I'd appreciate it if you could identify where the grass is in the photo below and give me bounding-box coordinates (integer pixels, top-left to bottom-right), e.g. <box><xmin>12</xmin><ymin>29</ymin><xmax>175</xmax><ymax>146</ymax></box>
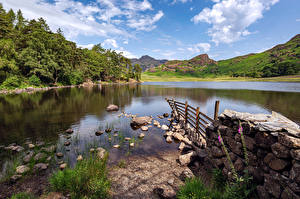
<box><xmin>49</xmin><ymin>153</ymin><xmax>110</xmax><ymax>199</ymax></box>
<box><xmin>10</xmin><ymin>192</ymin><xmax>37</xmax><ymax>199</ymax></box>
<box><xmin>177</xmin><ymin>169</ymin><xmax>256</xmax><ymax>199</ymax></box>
<box><xmin>142</xmin><ymin>73</ymin><xmax>300</xmax><ymax>82</ymax></box>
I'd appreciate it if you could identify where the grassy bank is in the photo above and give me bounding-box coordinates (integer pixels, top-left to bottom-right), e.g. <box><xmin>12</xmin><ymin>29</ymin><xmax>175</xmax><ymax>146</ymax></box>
<box><xmin>142</xmin><ymin>72</ymin><xmax>300</xmax><ymax>82</ymax></box>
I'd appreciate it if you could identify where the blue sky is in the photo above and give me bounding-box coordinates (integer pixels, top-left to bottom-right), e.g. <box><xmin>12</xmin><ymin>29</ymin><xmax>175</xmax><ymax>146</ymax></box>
<box><xmin>2</xmin><ymin>0</ymin><xmax>300</xmax><ymax>60</ymax></box>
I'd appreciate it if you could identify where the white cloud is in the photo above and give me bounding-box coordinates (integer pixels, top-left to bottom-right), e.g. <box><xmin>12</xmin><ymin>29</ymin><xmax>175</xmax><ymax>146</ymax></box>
<box><xmin>192</xmin><ymin>0</ymin><xmax>279</xmax><ymax>44</ymax></box>
<box><xmin>187</xmin><ymin>43</ymin><xmax>211</xmax><ymax>53</ymax></box>
<box><xmin>103</xmin><ymin>39</ymin><xmax>118</xmax><ymax>48</ymax></box>
<box><xmin>172</xmin><ymin>0</ymin><xmax>192</xmax><ymax>4</ymax></box>
<box><xmin>78</xmin><ymin>44</ymin><xmax>95</xmax><ymax>49</ymax></box>
<box><xmin>123</xmin><ymin>0</ymin><xmax>153</xmax><ymax>11</ymax></box>
<box><xmin>296</xmin><ymin>19</ymin><xmax>300</xmax><ymax>22</ymax></box>
<box><xmin>116</xmin><ymin>50</ymin><xmax>137</xmax><ymax>58</ymax></box>
<box><xmin>127</xmin><ymin>10</ymin><xmax>164</xmax><ymax>31</ymax></box>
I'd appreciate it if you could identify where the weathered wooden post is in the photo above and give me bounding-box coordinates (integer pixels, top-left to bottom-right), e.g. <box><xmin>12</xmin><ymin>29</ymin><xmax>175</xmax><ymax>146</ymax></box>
<box><xmin>195</xmin><ymin>107</ymin><xmax>200</xmax><ymax>141</ymax></box>
<box><xmin>185</xmin><ymin>101</ymin><xmax>188</xmax><ymax>124</ymax></box>
<box><xmin>214</xmin><ymin>100</ymin><xmax>220</xmax><ymax>120</ymax></box>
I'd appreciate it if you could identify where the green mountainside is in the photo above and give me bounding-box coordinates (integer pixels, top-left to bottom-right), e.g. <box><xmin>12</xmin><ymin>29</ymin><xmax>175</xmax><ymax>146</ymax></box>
<box><xmin>147</xmin><ymin>34</ymin><xmax>300</xmax><ymax>78</ymax></box>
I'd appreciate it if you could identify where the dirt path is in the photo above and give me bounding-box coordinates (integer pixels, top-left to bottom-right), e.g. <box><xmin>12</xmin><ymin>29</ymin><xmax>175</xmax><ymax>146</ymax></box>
<box><xmin>109</xmin><ymin>150</ymin><xmax>194</xmax><ymax>199</ymax></box>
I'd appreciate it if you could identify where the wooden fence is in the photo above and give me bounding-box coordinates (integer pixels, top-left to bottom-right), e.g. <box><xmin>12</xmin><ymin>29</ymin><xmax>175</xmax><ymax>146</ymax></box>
<box><xmin>165</xmin><ymin>98</ymin><xmax>220</xmax><ymax>142</ymax></box>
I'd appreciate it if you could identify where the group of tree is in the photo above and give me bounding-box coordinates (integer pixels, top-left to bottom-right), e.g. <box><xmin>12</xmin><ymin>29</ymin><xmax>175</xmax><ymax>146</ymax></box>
<box><xmin>0</xmin><ymin>4</ymin><xmax>142</xmax><ymax>89</ymax></box>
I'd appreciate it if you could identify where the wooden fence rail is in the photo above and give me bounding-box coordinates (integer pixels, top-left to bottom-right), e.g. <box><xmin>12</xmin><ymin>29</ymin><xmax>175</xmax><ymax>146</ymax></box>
<box><xmin>165</xmin><ymin>98</ymin><xmax>220</xmax><ymax>140</ymax></box>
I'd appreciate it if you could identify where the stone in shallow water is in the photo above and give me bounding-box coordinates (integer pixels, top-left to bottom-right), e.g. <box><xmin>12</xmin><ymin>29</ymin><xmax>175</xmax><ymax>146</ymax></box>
<box><xmin>90</xmin><ymin>148</ymin><xmax>95</xmax><ymax>153</ymax></box>
<box><xmin>97</xmin><ymin>147</ymin><xmax>106</xmax><ymax>159</ymax></box>
<box><xmin>129</xmin><ymin>143</ymin><xmax>134</xmax><ymax>147</ymax></box>
<box><xmin>34</xmin><ymin>163</ymin><xmax>48</xmax><ymax>171</ymax></box>
<box><xmin>65</xmin><ymin>128</ymin><xmax>74</xmax><ymax>134</ymax></box>
<box><xmin>60</xmin><ymin>163</ymin><xmax>67</xmax><ymax>170</ymax></box>
<box><xmin>138</xmin><ymin>133</ymin><xmax>145</xmax><ymax>138</ymax></box>
<box><xmin>179</xmin><ymin>152</ymin><xmax>195</xmax><ymax>165</ymax></box>
<box><xmin>34</xmin><ymin>152</ymin><xmax>47</xmax><ymax>161</ymax></box>
<box><xmin>28</xmin><ymin>144</ymin><xmax>35</xmax><ymax>149</ymax></box>
<box><xmin>95</xmin><ymin>131</ymin><xmax>104</xmax><ymax>136</ymax></box>
<box><xmin>77</xmin><ymin>155</ymin><xmax>83</xmax><ymax>161</ymax></box>
<box><xmin>106</xmin><ymin>104</ymin><xmax>119</xmax><ymax>112</ymax></box>
<box><xmin>131</xmin><ymin>116</ymin><xmax>152</xmax><ymax>127</ymax></box>
<box><xmin>113</xmin><ymin>145</ymin><xmax>120</xmax><ymax>148</ymax></box>
<box><xmin>56</xmin><ymin>152</ymin><xmax>63</xmax><ymax>158</ymax></box>
<box><xmin>166</xmin><ymin>136</ymin><xmax>172</xmax><ymax>143</ymax></box>
<box><xmin>125</xmin><ymin>137</ymin><xmax>131</xmax><ymax>141</ymax></box>
<box><xmin>23</xmin><ymin>151</ymin><xmax>34</xmax><ymax>163</ymax></box>
<box><xmin>141</xmin><ymin>126</ymin><xmax>148</xmax><ymax>131</ymax></box>
<box><xmin>64</xmin><ymin>141</ymin><xmax>71</xmax><ymax>146</ymax></box>
<box><xmin>161</xmin><ymin>125</ymin><xmax>169</xmax><ymax>131</ymax></box>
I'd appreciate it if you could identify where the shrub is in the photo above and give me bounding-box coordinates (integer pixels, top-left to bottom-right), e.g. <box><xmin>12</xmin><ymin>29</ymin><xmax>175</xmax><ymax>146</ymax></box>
<box><xmin>0</xmin><ymin>76</ymin><xmax>21</xmax><ymax>89</ymax></box>
<box><xmin>28</xmin><ymin>74</ymin><xmax>41</xmax><ymax>86</ymax></box>
<box><xmin>50</xmin><ymin>154</ymin><xmax>110</xmax><ymax>199</ymax></box>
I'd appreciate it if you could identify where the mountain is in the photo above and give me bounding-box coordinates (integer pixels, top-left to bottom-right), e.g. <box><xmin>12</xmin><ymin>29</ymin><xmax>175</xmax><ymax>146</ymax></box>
<box><xmin>130</xmin><ymin>55</ymin><xmax>168</xmax><ymax>71</ymax></box>
<box><xmin>147</xmin><ymin>34</ymin><xmax>300</xmax><ymax>78</ymax></box>
<box><xmin>148</xmin><ymin>54</ymin><xmax>216</xmax><ymax>73</ymax></box>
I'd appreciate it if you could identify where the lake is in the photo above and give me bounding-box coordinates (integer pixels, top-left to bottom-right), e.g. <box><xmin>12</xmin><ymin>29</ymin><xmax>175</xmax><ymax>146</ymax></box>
<box><xmin>0</xmin><ymin>81</ymin><xmax>300</xmax><ymax>178</ymax></box>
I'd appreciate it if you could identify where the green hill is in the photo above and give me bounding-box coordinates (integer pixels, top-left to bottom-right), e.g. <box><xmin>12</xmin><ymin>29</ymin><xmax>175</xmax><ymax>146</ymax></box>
<box><xmin>146</xmin><ymin>34</ymin><xmax>300</xmax><ymax>78</ymax></box>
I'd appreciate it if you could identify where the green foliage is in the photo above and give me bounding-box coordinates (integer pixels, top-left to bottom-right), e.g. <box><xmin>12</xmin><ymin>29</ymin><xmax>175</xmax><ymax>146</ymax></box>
<box><xmin>0</xmin><ymin>75</ymin><xmax>21</xmax><ymax>89</ymax></box>
<box><xmin>28</xmin><ymin>74</ymin><xmax>41</xmax><ymax>86</ymax></box>
<box><xmin>212</xmin><ymin>169</ymin><xmax>226</xmax><ymax>192</ymax></box>
<box><xmin>0</xmin><ymin>5</ymin><xmax>134</xmax><ymax>89</ymax></box>
<box><xmin>177</xmin><ymin>177</ymin><xmax>222</xmax><ymax>199</ymax></box>
<box><xmin>50</xmin><ymin>154</ymin><xmax>110</xmax><ymax>199</ymax></box>
<box><xmin>10</xmin><ymin>192</ymin><xmax>37</xmax><ymax>199</ymax></box>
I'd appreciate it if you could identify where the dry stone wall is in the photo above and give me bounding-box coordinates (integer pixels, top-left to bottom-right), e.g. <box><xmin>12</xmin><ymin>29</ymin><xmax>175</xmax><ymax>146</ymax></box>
<box><xmin>205</xmin><ymin>109</ymin><xmax>300</xmax><ymax>199</ymax></box>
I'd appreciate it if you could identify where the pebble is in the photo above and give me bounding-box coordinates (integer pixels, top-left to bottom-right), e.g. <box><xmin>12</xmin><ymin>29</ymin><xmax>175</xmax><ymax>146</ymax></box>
<box><xmin>28</xmin><ymin>144</ymin><xmax>35</xmax><ymax>149</ymax></box>
<box><xmin>161</xmin><ymin>125</ymin><xmax>169</xmax><ymax>131</ymax></box>
<box><xmin>77</xmin><ymin>155</ymin><xmax>83</xmax><ymax>161</ymax></box>
<box><xmin>90</xmin><ymin>148</ymin><xmax>95</xmax><ymax>152</ymax></box>
<box><xmin>141</xmin><ymin>126</ymin><xmax>148</xmax><ymax>131</ymax></box>
<box><xmin>64</xmin><ymin>141</ymin><xmax>71</xmax><ymax>146</ymax></box>
<box><xmin>66</xmin><ymin>128</ymin><xmax>74</xmax><ymax>134</ymax></box>
<box><xmin>139</xmin><ymin>133</ymin><xmax>145</xmax><ymax>138</ymax></box>
<box><xmin>95</xmin><ymin>131</ymin><xmax>104</xmax><ymax>136</ymax></box>
<box><xmin>113</xmin><ymin>145</ymin><xmax>120</xmax><ymax>148</ymax></box>
<box><xmin>125</xmin><ymin>137</ymin><xmax>131</xmax><ymax>141</ymax></box>
<box><xmin>56</xmin><ymin>152</ymin><xmax>63</xmax><ymax>158</ymax></box>
<box><xmin>60</xmin><ymin>163</ymin><xmax>67</xmax><ymax>170</ymax></box>
<box><xmin>130</xmin><ymin>143</ymin><xmax>135</xmax><ymax>147</ymax></box>
<box><xmin>16</xmin><ymin>165</ymin><xmax>30</xmax><ymax>174</ymax></box>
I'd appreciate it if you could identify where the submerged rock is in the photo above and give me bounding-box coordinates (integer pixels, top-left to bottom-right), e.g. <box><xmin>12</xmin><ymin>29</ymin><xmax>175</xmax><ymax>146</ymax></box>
<box><xmin>56</xmin><ymin>152</ymin><xmax>63</xmax><ymax>158</ymax></box>
<box><xmin>64</xmin><ymin>141</ymin><xmax>71</xmax><ymax>146</ymax></box>
<box><xmin>95</xmin><ymin>131</ymin><xmax>104</xmax><ymax>136</ymax></box>
<box><xmin>163</xmin><ymin>113</ymin><xmax>169</xmax><ymax>118</ymax></box>
<box><xmin>139</xmin><ymin>133</ymin><xmax>145</xmax><ymax>138</ymax></box>
<box><xmin>105</xmin><ymin>128</ymin><xmax>112</xmax><ymax>133</ymax></box>
<box><xmin>125</xmin><ymin>137</ymin><xmax>131</xmax><ymax>141</ymax></box>
<box><xmin>166</xmin><ymin>136</ymin><xmax>172</xmax><ymax>143</ymax></box>
<box><xmin>65</xmin><ymin>128</ymin><xmax>74</xmax><ymax>134</ymax></box>
<box><xmin>113</xmin><ymin>145</ymin><xmax>120</xmax><ymax>148</ymax></box>
<box><xmin>60</xmin><ymin>163</ymin><xmax>67</xmax><ymax>170</ymax></box>
<box><xmin>16</xmin><ymin>165</ymin><xmax>30</xmax><ymax>174</ymax></box>
<box><xmin>106</xmin><ymin>104</ymin><xmax>119</xmax><ymax>112</ymax></box>
<box><xmin>97</xmin><ymin>147</ymin><xmax>106</xmax><ymax>159</ymax></box>
<box><xmin>129</xmin><ymin>143</ymin><xmax>135</xmax><ymax>147</ymax></box>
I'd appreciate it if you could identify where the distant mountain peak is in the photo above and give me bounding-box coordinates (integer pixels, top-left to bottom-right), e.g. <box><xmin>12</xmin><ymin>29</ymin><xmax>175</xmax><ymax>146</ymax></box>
<box><xmin>130</xmin><ymin>55</ymin><xmax>168</xmax><ymax>71</ymax></box>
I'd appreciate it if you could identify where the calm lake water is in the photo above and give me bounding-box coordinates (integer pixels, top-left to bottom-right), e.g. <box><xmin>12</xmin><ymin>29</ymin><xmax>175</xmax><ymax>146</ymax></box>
<box><xmin>0</xmin><ymin>81</ymin><xmax>300</xmax><ymax>174</ymax></box>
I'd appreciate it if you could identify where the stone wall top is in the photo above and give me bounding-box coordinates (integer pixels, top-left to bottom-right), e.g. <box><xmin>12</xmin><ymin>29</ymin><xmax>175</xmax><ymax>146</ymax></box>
<box><xmin>219</xmin><ymin>109</ymin><xmax>300</xmax><ymax>138</ymax></box>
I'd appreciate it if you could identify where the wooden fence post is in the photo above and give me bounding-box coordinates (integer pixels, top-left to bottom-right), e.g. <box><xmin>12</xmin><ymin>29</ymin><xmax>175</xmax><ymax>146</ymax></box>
<box><xmin>185</xmin><ymin>101</ymin><xmax>188</xmax><ymax>124</ymax></box>
<box><xmin>195</xmin><ymin>107</ymin><xmax>200</xmax><ymax>141</ymax></box>
<box><xmin>214</xmin><ymin>100</ymin><xmax>220</xmax><ymax>120</ymax></box>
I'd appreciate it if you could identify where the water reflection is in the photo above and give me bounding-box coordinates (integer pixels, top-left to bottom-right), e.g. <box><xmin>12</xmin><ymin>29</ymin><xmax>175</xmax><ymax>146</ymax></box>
<box><xmin>0</xmin><ymin>82</ymin><xmax>299</xmax><ymax>174</ymax></box>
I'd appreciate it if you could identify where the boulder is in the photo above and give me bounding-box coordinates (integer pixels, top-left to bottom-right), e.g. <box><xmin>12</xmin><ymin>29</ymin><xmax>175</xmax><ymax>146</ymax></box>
<box><xmin>179</xmin><ymin>151</ymin><xmax>195</xmax><ymax>165</ymax></box>
<box><xmin>178</xmin><ymin>142</ymin><xmax>185</xmax><ymax>151</ymax></box>
<box><xmin>106</xmin><ymin>104</ymin><xmax>119</xmax><ymax>112</ymax></box>
<box><xmin>264</xmin><ymin>174</ymin><xmax>282</xmax><ymax>198</ymax></box>
<box><xmin>141</xmin><ymin>126</ymin><xmax>148</xmax><ymax>131</ymax></box>
<box><xmin>166</xmin><ymin>136</ymin><xmax>172</xmax><ymax>143</ymax></box>
<box><xmin>23</xmin><ymin>151</ymin><xmax>34</xmax><ymax>163</ymax></box>
<box><xmin>290</xmin><ymin>163</ymin><xmax>300</xmax><ymax>184</ymax></box>
<box><xmin>179</xmin><ymin>168</ymin><xmax>195</xmax><ymax>181</ymax></box>
<box><xmin>264</xmin><ymin>153</ymin><xmax>289</xmax><ymax>171</ymax></box>
<box><xmin>291</xmin><ymin>149</ymin><xmax>300</xmax><ymax>161</ymax></box>
<box><xmin>173</xmin><ymin>132</ymin><xmax>184</xmax><ymax>141</ymax></box>
<box><xmin>16</xmin><ymin>165</ymin><xmax>30</xmax><ymax>174</ymax></box>
<box><xmin>278</xmin><ymin>133</ymin><xmax>300</xmax><ymax>148</ymax></box>
<box><xmin>131</xmin><ymin>116</ymin><xmax>152</xmax><ymax>127</ymax></box>
<box><xmin>34</xmin><ymin>163</ymin><xmax>48</xmax><ymax>171</ymax></box>
<box><xmin>161</xmin><ymin>125</ymin><xmax>169</xmax><ymax>131</ymax></box>
<box><xmin>65</xmin><ymin>128</ymin><xmax>73</xmax><ymax>134</ymax></box>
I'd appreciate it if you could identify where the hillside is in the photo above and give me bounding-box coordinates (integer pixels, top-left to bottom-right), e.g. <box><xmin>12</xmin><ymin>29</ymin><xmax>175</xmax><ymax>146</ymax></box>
<box><xmin>131</xmin><ymin>55</ymin><xmax>167</xmax><ymax>71</ymax></box>
<box><xmin>147</xmin><ymin>34</ymin><xmax>300</xmax><ymax>78</ymax></box>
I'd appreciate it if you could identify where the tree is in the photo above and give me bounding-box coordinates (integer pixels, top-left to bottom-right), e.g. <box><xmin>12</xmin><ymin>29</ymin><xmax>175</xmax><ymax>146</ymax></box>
<box><xmin>134</xmin><ymin>64</ymin><xmax>142</xmax><ymax>81</ymax></box>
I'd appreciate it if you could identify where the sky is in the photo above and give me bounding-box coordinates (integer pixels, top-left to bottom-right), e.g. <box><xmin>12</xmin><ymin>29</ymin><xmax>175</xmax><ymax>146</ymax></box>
<box><xmin>2</xmin><ymin>0</ymin><xmax>300</xmax><ymax>60</ymax></box>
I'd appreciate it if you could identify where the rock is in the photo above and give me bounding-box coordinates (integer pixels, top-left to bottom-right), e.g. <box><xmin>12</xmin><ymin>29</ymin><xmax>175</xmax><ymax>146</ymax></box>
<box><xmin>28</xmin><ymin>144</ymin><xmax>35</xmax><ymax>149</ymax></box>
<box><xmin>158</xmin><ymin>115</ymin><xmax>164</xmax><ymax>119</ymax></box>
<box><xmin>290</xmin><ymin>163</ymin><xmax>300</xmax><ymax>184</ymax></box>
<box><xmin>166</xmin><ymin>136</ymin><xmax>172</xmax><ymax>143</ymax></box>
<box><xmin>256</xmin><ymin>185</ymin><xmax>270</xmax><ymax>199</ymax></box>
<box><xmin>90</xmin><ymin>148</ymin><xmax>95</xmax><ymax>152</ymax></box>
<box><xmin>138</xmin><ymin>133</ymin><xmax>145</xmax><ymax>138</ymax></box>
<box><xmin>129</xmin><ymin>143</ymin><xmax>135</xmax><ymax>147</ymax></box>
<box><xmin>255</xmin><ymin>132</ymin><xmax>276</xmax><ymax>149</ymax></box>
<box><xmin>278</xmin><ymin>133</ymin><xmax>300</xmax><ymax>148</ymax></box>
<box><xmin>34</xmin><ymin>152</ymin><xmax>47</xmax><ymax>161</ymax></box>
<box><xmin>125</xmin><ymin>137</ymin><xmax>131</xmax><ymax>141</ymax></box>
<box><xmin>234</xmin><ymin>158</ymin><xmax>244</xmax><ymax>172</ymax></box>
<box><xmin>264</xmin><ymin>174</ymin><xmax>282</xmax><ymax>198</ymax></box>
<box><xmin>65</xmin><ymin>128</ymin><xmax>73</xmax><ymax>134</ymax></box>
<box><xmin>178</xmin><ymin>142</ymin><xmax>185</xmax><ymax>151</ymax></box>
<box><xmin>77</xmin><ymin>155</ymin><xmax>83</xmax><ymax>161</ymax></box>
<box><xmin>16</xmin><ymin>165</ymin><xmax>30</xmax><ymax>174</ymax></box>
<box><xmin>179</xmin><ymin>168</ymin><xmax>195</xmax><ymax>181</ymax></box>
<box><xmin>60</xmin><ymin>163</ymin><xmax>67</xmax><ymax>170</ymax></box>
<box><xmin>281</xmin><ymin>187</ymin><xmax>300</xmax><ymax>199</ymax></box>
<box><xmin>211</xmin><ymin>146</ymin><xmax>224</xmax><ymax>158</ymax></box>
<box><xmin>105</xmin><ymin>128</ymin><xmax>112</xmax><ymax>133</ymax></box>
<box><xmin>56</xmin><ymin>152</ymin><xmax>63</xmax><ymax>158</ymax></box>
<box><xmin>161</xmin><ymin>125</ymin><xmax>169</xmax><ymax>131</ymax></box>
<box><xmin>64</xmin><ymin>141</ymin><xmax>71</xmax><ymax>146</ymax></box>
<box><xmin>167</xmin><ymin>178</ymin><xmax>174</xmax><ymax>185</ymax></box>
<box><xmin>163</xmin><ymin>113</ymin><xmax>169</xmax><ymax>118</ymax></box>
<box><xmin>179</xmin><ymin>151</ymin><xmax>195</xmax><ymax>165</ymax></box>
<box><xmin>271</xmin><ymin>143</ymin><xmax>290</xmax><ymax>158</ymax></box>
<box><xmin>36</xmin><ymin>141</ymin><xmax>45</xmax><ymax>147</ymax></box>
<box><xmin>141</xmin><ymin>126</ymin><xmax>148</xmax><ymax>131</ymax></box>
<box><xmin>34</xmin><ymin>163</ymin><xmax>48</xmax><ymax>171</ymax></box>
<box><xmin>26</xmin><ymin>87</ymin><xmax>34</xmax><ymax>92</ymax></box>
<box><xmin>164</xmin><ymin>131</ymin><xmax>173</xmax><ymax>137</ymax></box>
<box><xmin>291</xmin><ymin>149</ymin><xmax>300</xmax><ymax>161</ymax></box>
<box><xmin>182</xmin><ymin>137</ymin><xmax>192</xmax><ymax>145</ymax></box>
<box><xmin>10</xmin><ymin>175</ymin><xmax>22</xmax><ymax>183</ymax></box>
<box><xmin>96</xmin><ymin>147</ymin><xmax>106</xmax><ymax>159</ymax></box>
<box><xmin>113</xmin><ymin>145</ymin><xmax>120</xmax><ymax>148</ymax></box>
<box><xmin>95</xmin><ymin>131</ymin><xmax>104</xmax><ymax>136</ymax></box>
<box><xmin>131</xmin><ymin>116</ymin><xmax>152</xmax><ymax>127</ymax></box>
<box><xmin>43</xmin><ymin>192</ymin><xmax>66</xmax><ymax>199</ymax></box>
<box><xmin>46</xmin><ymin>156</ymin><xmax>52</xmax><ymax>162</ymax></box>
<box><xmin>106</xmin><ymin>104</ymin><xmax>119</xmax><ymax>112</ymax></box>
<box><xmin>23</xmin><ymin>151</ymin><xmax>34</xmax><ymax>163</ymax></box>
<box><xmin>264</xmin><ymin>153</ymin><xmax>289</xmax><ymax>171</ymax></box>
<box><xmin>173</xmin><ymin>132</ymin><xmax>184</xmax><ymax>141</ymax></box>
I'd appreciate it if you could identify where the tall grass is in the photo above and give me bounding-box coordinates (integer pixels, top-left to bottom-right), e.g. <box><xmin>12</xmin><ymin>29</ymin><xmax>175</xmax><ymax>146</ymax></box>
<box><xmin>10</xmin><ymin>192</ymin><xmax>37</xmax><ymax>199</ymax></box>
<box><xmin>50</xmin><ymin>154</ymin><xmax>110</xmax><ymax>199</ymax></box>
